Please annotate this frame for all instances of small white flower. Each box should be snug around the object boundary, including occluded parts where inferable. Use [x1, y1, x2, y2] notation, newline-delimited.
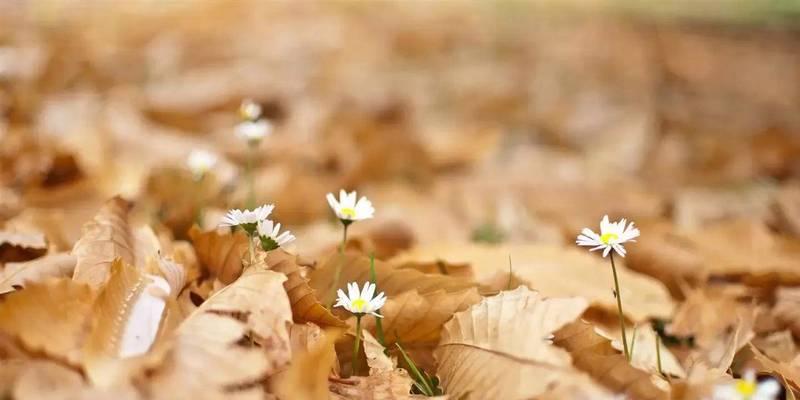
[576, 215, 640, 257]
[236, 119, 272, 144]
[219, 204, 274, 233]
[257, 219, 295, 251]
[334, 281, 386, 317]
[239, 99, 262, 121]
[186, 149, 218, 179]
[711, 371, 780, 400]
[326, 189, 374, 223]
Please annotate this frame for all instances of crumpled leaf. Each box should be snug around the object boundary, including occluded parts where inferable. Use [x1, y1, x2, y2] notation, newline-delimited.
[72, 196, 162, 288]
[750, 344, 800, 394]
[434, 286, 590, 399]
[554, 321, 669, 400]
[83, 260, 173, 386]
[143, 268, 293, 400]
[773, 287, 800, 338]
[393, 244, 674, 321]
[264, 249, 346, 328]
[0, 252, 76, 294]
[0, 278, 94, 364]
[188, 225, 248, 284]
[309, 252, 476, 306]
[275, 328, 341, 400]
[625, 325, 685, 378]
[0, 230, 47, 262]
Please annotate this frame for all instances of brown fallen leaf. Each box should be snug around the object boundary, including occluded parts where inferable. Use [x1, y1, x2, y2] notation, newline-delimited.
[264, 249, 347, 328]
[0, 252, 76, 294]
[72, 196, 162, 288]
[309, 252, 476, 306]
[275, 328, 341, 400]
[360, 288, 481, 364]
[626, 324, 685, 379]
[554, 321, 669, 400]
[753, 330, 798, 363]
[393, 244, 674, 321]
[83, 260, 174, 386]
[144, 268, 293, 400]
[773, 287, 800, 338]
[434, 286, 590, 399]
[0, 278, 94, 364]
[669, 362, 732, 400]
[0, 230, 47, 263]
[751, 344, 800, 394]
[188, 225, 248, 284]
[668, 288, 752, 349]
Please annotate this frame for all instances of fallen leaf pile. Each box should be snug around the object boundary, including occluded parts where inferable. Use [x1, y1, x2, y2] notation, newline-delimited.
[1, 1, 800, 399]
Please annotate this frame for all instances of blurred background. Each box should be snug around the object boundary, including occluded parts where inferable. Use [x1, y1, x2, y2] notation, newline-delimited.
[2, 0, 800, 256]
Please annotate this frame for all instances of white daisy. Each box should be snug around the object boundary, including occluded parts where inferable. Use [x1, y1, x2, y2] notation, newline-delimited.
[712, 371, 780, 400]
[257, 219, 295, 251]
[239, 99, 262, 121]
[576, 215, 640, 257]
[334, 281, 386, 317]
[236, 119, 272, 145]
[219, 204, 274, 233]
[326, 189, 374, 223]
[186, 149, 218, 180]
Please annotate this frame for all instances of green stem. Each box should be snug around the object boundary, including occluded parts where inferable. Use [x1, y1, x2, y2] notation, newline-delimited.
[246, 145, 255, 209]
[396, 342, 435, 396]
[609, 253, 630, 361]
[352, 315, 362, 376]
[339, 223, 349, 254]
[369, 253, 386, 347]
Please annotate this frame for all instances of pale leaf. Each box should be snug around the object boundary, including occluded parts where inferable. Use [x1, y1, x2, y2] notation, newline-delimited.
[434, 286, 589, 399]
[275, 329, 341, 400]
[0, 230, 47, 262]
[0, 252, 76, 294]
[0, 278, 94, 364]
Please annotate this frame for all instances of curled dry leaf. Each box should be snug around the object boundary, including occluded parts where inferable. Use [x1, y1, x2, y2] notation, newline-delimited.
[0, 278, 94, 364]
[309, 252, 476, 306]
[0, 252, 76, 294]
[72, 196, 162, 288]
[434, 286, 590, 400]
[753, 330, 798, 363]
[188, 225, 248, 284]
[625, 325, 685, 378]
[143, 268, 293, 400]
[0, 230, 47, 263]
[393, 244, 674, 321]
[669, 362, 732, 400]
[264, 249, 347, 328]
[360, 287, 481, 370]
[83, 260, 173, 386]
[553, 321, 669, 400]
[275, 328, 341, 400]
[773, 287, 800, 338]
[750, 344, 800, 394]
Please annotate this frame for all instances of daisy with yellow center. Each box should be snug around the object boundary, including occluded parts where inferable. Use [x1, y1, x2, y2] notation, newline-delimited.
[576, 215, 640, 361]
[256, 219, 295, 251]
[712, 371, 780, 400]
[235, 99, 272, 208]
[219, 204, 274, 265]
[334, 281, 386, 376]
[576, 215, 640, 258]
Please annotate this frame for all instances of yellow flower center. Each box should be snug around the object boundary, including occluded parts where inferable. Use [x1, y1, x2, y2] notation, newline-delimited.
[340, 207, 356, 219]
[351, 298, 367, 312]
[600, 233, 619, 244]
[735, 380, 756, 397]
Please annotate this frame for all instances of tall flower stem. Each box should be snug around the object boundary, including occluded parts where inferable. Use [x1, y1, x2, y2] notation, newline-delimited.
[329, 222, 349, 307]
[246, 145, 255, 209]
[609, 253, 630, 361]
[369, 253, 386, 347]
[352, 315, 363, 376]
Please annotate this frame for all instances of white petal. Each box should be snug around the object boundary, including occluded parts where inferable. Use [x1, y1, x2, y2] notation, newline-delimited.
[755, 379, 781, 398]
[347, 282, 359, 301]
[602, 246, 612, 257]
[326, 193, 339, 210]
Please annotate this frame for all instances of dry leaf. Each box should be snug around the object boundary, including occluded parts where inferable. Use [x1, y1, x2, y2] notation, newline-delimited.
[83, 260, 172, 386]
[0, 252, 76, 294]
[434, 286, 590, 399]
[0, 278, 94, 364]
[0, 230, 47, 262]
[627, 325, 685, 378]
[188, 225, 248, 284]
[753, 330, 798, 363]
[751, 344, 800, 394]
[143, 268, 293, 400]
[275, 329, 341, 400]
[264, 249, 347, 328]
[774, 287, 800, 338]
[72, 196, 162, 288]
[393, 244, 674, 321]
[309, 252, 476, 306]
[554, 321, 669, 400]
